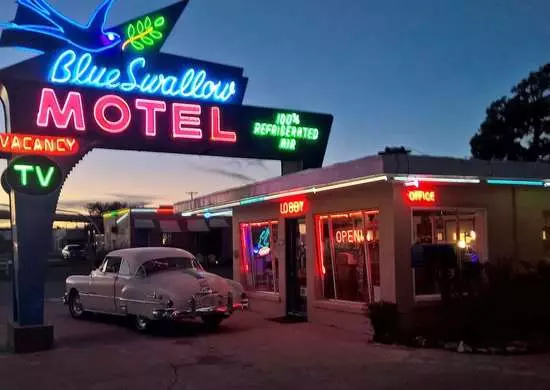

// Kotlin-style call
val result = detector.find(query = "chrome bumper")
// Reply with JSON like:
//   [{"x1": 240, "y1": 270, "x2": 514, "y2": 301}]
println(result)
[
  {"x1": 152, "y1": 293, "x2": 249, "y2": 321},
  {"x1": 63, "y1": 292, "x2": 69, "y2": 305}
]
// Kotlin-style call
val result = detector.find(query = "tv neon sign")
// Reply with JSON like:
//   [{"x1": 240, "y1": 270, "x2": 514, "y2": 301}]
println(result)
[
  {"x1": 5, "y1": 155, "x2": 62, "y2": 196},
  {"x1": 36, "y1": 88, "x2": 237, "y2": 143},
  {"x1": 253, "y1": 112, "x2": 320, "y2": 152},
  {"x1": 0, "y1": 134, "x2": 79, "y2": 156},
  {"x1": 49, "y1": 49, "x2": 238, "y2": 103}
]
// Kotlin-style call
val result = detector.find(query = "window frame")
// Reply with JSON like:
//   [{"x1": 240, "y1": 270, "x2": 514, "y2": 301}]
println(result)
[
  {"x1": 101, "y1": 256, "x2": 123, "y2": 274},
  {"x1": 315, "y1": 209, "x2": 381, "y2": 304},
  {"x1": 410, "y1": 207, "x2": 488, "y2": 300}
]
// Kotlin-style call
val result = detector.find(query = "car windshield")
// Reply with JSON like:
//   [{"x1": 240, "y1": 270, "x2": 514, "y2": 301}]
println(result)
[
  {"x1": 67, "y1": 245, "x2": 82, "y2": 250},
  {"x1": 141, "y1": 256, "x2": 202, "y2": 276}
]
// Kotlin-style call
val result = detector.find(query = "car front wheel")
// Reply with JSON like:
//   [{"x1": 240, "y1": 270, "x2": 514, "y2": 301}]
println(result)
[
  {"x1": 202, "y1": 316, "x2": 224, "y2": 330},
  {"x1": 68, "y1": 291, "x2": 85, "y2": 319},
  {"x1": 134, "y1": 315, "x2": 150, "y2": 332}
]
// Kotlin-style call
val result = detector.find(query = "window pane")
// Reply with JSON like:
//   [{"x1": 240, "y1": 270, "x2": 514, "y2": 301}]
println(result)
[
  {"x1": 241, "y1": 222, "x2": 279, "y2": 292},
  {"x1": 317, "y1": 211, "x2": 379, "y2": 303},
  {"x1": 412, "y1": 209, "x2": 486, "y2": 297}
]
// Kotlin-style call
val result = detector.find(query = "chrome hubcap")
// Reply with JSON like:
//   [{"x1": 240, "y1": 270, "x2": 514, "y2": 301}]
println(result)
[
  {"x1": 71, "y1": 296, "x2": 83, "y2": 315},
  {"x1": 136, "y1": 316, "x2": 147, "y2": 330}
]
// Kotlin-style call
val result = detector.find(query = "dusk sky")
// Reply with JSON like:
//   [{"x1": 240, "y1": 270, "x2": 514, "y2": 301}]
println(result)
[{"x1": 0, "y1": 0, "x2": 549, "y2": 211}]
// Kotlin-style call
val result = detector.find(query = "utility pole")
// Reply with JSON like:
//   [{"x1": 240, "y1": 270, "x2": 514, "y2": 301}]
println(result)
[{"x1": 186, "y1": 191, "x2": 198, "y2": 201}]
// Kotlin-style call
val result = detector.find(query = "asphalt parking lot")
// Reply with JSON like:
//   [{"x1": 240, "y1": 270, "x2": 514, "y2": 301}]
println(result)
[
  {"x1": 0, "y1": 301, "x2": 550, "y2": 389},
  {"x1": 0, "y1": 263, "x2": 550, "y2": 390}
]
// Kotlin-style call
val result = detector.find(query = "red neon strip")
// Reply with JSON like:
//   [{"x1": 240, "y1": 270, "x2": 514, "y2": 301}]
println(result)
[
  {"x1": 240, "y1": 224, "x2": 249, "y2": 273},
  {"x1": 135, "y1": 98, "x2": 167, "y2": 137},
  {"x1": 36, "y1": 88, "x2": 85, "y2": 131},
  {"x1": 94, "y1": 95, "x2": 132, "y2": 133},
  {"x1": 0, "y1": 134, "x2": 79, "y2": 156},
  {"x1": 172, "y1": 103, "x2": 202, "y2": 139},
  {"x1": 316, "y1": 217, "x2": 326, "y2": 276},
  {"x1": 249, "y1": 221, "x2": 278, "y2": 227},
  {"x1": 210, "y1": 106, "x2": 237, "y2": 143}
]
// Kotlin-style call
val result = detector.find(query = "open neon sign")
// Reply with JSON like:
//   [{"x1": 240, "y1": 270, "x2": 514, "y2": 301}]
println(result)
[
  {"x1": 49, "y1": 49, "x2": 238, "y2": 104},
  {"x1": 36, "y1": 88, "x2": 237, "y2": 143},
  {"x1": 335, "y1": 229, "x2": 364, "y2": 245}
]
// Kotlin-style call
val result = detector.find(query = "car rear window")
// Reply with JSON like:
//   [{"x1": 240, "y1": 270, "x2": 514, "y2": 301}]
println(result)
[{"x1": 141, "y1": 257, "x2": 200, "y2": 276}]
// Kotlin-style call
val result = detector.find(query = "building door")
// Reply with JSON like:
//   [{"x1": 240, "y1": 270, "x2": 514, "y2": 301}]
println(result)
[{"x1": 285, "y1": 218, "x2": 307, "y2": 318}]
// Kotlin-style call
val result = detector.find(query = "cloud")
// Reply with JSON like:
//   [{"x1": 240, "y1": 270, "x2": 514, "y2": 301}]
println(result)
[{"x1": 188, "y1": 164, "x2": 255, "y2": 183}]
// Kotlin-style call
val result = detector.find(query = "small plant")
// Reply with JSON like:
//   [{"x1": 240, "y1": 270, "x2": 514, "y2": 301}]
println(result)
[{"x1": 367, "y1": 301, "x2": 400, "y2": 344}]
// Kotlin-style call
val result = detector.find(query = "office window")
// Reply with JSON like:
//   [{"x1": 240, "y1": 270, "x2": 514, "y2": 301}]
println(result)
[{"x1": 412, "y1": 209, "x2": 486, "y2": 296}]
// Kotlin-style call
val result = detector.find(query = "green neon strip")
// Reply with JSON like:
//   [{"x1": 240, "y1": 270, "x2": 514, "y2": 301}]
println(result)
[
  {"x1": 240, "y1": 196, "x2": 266, "y2": 205},
  {"x1": 13, "y1": 164, "x2": 34, "y2": 186},
  {"x1": 487, "y1": 179, "x2": 544, "y2": 186},
  {"x1": 35, "y1": 166, "x2": 55, "y2": 188},
  {"x1": 123, "y1": 15, "x2": 166, "y2": 51}
]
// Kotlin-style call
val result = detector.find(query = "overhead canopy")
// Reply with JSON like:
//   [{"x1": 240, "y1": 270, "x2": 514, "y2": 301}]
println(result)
[
  {"x1": 187, "y1": 219, "x2": 209, "y2": 232},
  {"x1": 208, "y1": 218, "x2": 230, "y2": 228},
  {"x1": 134, "y1": 219, "x2": 155, "y2": 229},
  {"x1": 159, "y1": 220, "x2": 182, "y2": 233}
]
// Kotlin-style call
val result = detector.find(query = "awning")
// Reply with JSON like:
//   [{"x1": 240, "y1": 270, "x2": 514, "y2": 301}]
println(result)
[
  {"x1": 208, "y1": 218, "x2": 230, "y2": 228},
  {"x1": 159, "y1": 220, "x2": 182, "y2": 233},
  {"x1": 186, "y1": 219, "x2": 209, "y2": 232},
  {"x1": 134, "y1": 219, "x2": 155, "y2": 229}
]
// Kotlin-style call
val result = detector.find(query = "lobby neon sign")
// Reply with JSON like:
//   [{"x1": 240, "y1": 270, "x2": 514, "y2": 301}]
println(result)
[
  {"x1": 36, "y1": 88, "x2": 237, "y2": 143},
  {"x1": 49, "y1": 49, "x2": 238, "y2": 103}
]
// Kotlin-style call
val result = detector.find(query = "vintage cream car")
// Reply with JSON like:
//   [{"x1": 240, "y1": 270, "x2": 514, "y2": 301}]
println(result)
[{"x1": 64, "y1": 247, "x2": 248, "y2": 331}]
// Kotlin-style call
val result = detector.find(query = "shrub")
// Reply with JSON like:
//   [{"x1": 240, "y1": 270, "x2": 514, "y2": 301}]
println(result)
[{"x1": 367, "y1": 301, "x2": 399, "y2": 344}]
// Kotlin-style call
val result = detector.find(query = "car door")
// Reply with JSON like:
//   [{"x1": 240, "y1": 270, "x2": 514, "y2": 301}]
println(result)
[{"x1": 89, "y1": 256, "x2": 122, "y2": 313}]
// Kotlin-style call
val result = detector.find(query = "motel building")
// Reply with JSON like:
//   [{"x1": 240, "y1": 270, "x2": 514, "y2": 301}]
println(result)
[{"x1": 175, "y1": 154, "x2": 550, "y2": 332}]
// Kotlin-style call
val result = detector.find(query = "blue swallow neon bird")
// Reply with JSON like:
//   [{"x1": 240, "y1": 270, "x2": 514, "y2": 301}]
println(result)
[{"x1": 1, "y1": 0, "x2": 121, "y2": 53}]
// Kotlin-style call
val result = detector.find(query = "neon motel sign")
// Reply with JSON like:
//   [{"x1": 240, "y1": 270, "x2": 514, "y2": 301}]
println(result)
[
  {"x1": 335, "y1": 229, "x2": 365, "y2": 245},
  {"x1": 406, "y1": 189, "x2": 436, "y2": 203},
  {"x1": 36, "y1": 88, "x2": 237, "y2": 142}
]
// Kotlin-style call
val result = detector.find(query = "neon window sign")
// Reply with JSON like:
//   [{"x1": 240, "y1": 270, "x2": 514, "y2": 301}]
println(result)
[
  {"x1": 253, "y1": 112, "x2": 320, "y2": 151},
  {"x1": 253, "y1": 227, "x2": 271, "y2": 257},
  {"x1": 335, "y1": 229, "x2": 365, "y2": 245},
  {"x1": 49, "y1": 49, "x2": 238, "y2": 103}
]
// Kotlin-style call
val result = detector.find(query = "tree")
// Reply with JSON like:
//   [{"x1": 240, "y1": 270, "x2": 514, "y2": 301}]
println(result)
[
  {"x1": 378, "y1": 146, "x2": 411, "y2": 155},
  {"x1": 86, "y1": 201, "x2": 142, "y2": 217},
  {"x1": 470, "y1": 63, "x2": 550, "y2": 161}
]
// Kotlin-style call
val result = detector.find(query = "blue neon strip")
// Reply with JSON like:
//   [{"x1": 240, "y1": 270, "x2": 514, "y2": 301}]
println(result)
[
  {"x1": 4, "y1": 0, "x2": 121, "y2": 53},
  {"x1": 49, "y1": 50, "x2": 238, "y2": 103},
  {"x1": 487, "y1": 179, "x2": 544, "y2": 186}
]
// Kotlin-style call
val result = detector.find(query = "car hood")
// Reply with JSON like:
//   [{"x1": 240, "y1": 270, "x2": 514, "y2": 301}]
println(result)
[{"x1": 147, "y1": 269, "x2": 232, "y2": 297}]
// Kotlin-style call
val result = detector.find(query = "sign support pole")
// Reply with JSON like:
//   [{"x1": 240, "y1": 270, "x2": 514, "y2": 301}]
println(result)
[{"x1": 7, "y1": 153, "x2": 87, "y2": 353}]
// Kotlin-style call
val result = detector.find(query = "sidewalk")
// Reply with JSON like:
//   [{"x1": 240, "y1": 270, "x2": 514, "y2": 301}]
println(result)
[{"x1": 1, "y1": 302, "x2": 550, "y2": 390}]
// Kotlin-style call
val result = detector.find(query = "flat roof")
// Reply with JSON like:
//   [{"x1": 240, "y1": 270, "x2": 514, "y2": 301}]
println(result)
[{"x1": 175, "y1": 154, "x2": 550, "y2": 213}]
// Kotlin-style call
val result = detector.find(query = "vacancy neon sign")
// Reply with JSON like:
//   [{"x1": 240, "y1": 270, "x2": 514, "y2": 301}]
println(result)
[
  {"x1": 0, "y1": 134, "x2": 79, "y2": 156},
  {"x1": 36, "y1": 88, "x2": 237, "y2": 143}
]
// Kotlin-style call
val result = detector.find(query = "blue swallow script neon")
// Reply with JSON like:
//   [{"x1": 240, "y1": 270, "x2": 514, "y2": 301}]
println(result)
[{"x1": 48, "y1": 49, "x2": 238, "y2": 103}]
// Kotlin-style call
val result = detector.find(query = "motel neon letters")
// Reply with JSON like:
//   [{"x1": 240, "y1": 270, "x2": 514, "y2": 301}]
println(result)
[{"x1": 36, "y1": 88, "x2": 237, "y2": 143}]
